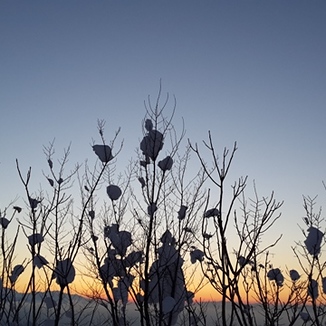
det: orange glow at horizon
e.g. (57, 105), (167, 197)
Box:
(12, 267), (301, 306)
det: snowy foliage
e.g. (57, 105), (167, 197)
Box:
(267, 268), (284, 286)
(54, 258), (75, 288)
(304, 226), (324, 257)
(92, 144), (113, 162)
(106, 184), (122, 201)
(140, 121), (164, 161)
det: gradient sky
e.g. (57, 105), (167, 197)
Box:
(1, 1), (326, 300)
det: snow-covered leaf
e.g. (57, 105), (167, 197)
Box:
(106, 185), (122, 200)
(204, 208), (220, 218)
(104, 224), (119, 238)
(124, 251), (143, 267)
(158, 156), (173, 172)
(304, 227), (324, 257)
(110, 230), (132, 257)
(13, 206), (22, 213)
(267, 268), (284, 286)
(47, 178), (54, 187)
(203, 232), (213, 240)
(10, 265), (24, 283)
(92, 144), (113, 163)
(0, 217), (10, 229)
(157, 243), (179, 265)
(145, 119), (153, 132)
(28, 233), (44, 246)
(105, 225), (132, 256)
(289, 269), (300, 282)
(161, 230), (174, 244)
(54, 258), (75, 287)
(34, 254), (49, 268)
(140, 130), (164, 161)
(29, 197), (41, 210)
(190, 249), (204, 264)
(47, 159), (53, 169)
(238, 256), (247, 267)
(177, 205), (188, 220)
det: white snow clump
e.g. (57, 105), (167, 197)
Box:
(158, 156), (173, 171)
(140, 123), (164, 161)
(267, 268), (284, 286)
(106, 185), (122, 200)
(289, 269), (300, 282)
(92, 144), (113, 163)
(304, 226), (324, 257)
(28, 233), (44, 246)
(204, 208), (220, 218)
(54, 258), (75, 287)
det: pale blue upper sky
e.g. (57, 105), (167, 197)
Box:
(1, 1), (326, 268)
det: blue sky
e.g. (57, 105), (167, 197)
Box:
(1, 1), (326, 272)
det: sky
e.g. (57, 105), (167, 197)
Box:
(1, 1), (326, 301)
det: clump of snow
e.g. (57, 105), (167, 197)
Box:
(111, 231), (132, 257)
(267, 268), (284, 286)
(9, 265), (24, 284)
(238, 256), (247, 267)
(124, 251), (143, 267)
(190, 248), (204, 264)
(237, 256), (254, 268)
(28, 233), (44, 246)
(177, 205), (188, 220)
(104, 224), (132, 257)
(13, 206), (22, 213)
(54, 258), (75, 287)
(140, 123), (164, 161)
(146, 229), (187, 325)
(204, 208), (220, 218)
(33, 254), (49, 268)
(28, 197), (41, 210)
(158, 156), (173, 171)
(0, 216), (10, 229)
(92, 144), (113, 163)
(203, 232), (213, 240)
(106, 185), (122, 200)
(304, 226), (324, 257)
(289, 269), (300, 282)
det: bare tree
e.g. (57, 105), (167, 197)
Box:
(190, 132), (283, 326)
(82, 87), (208, 326)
